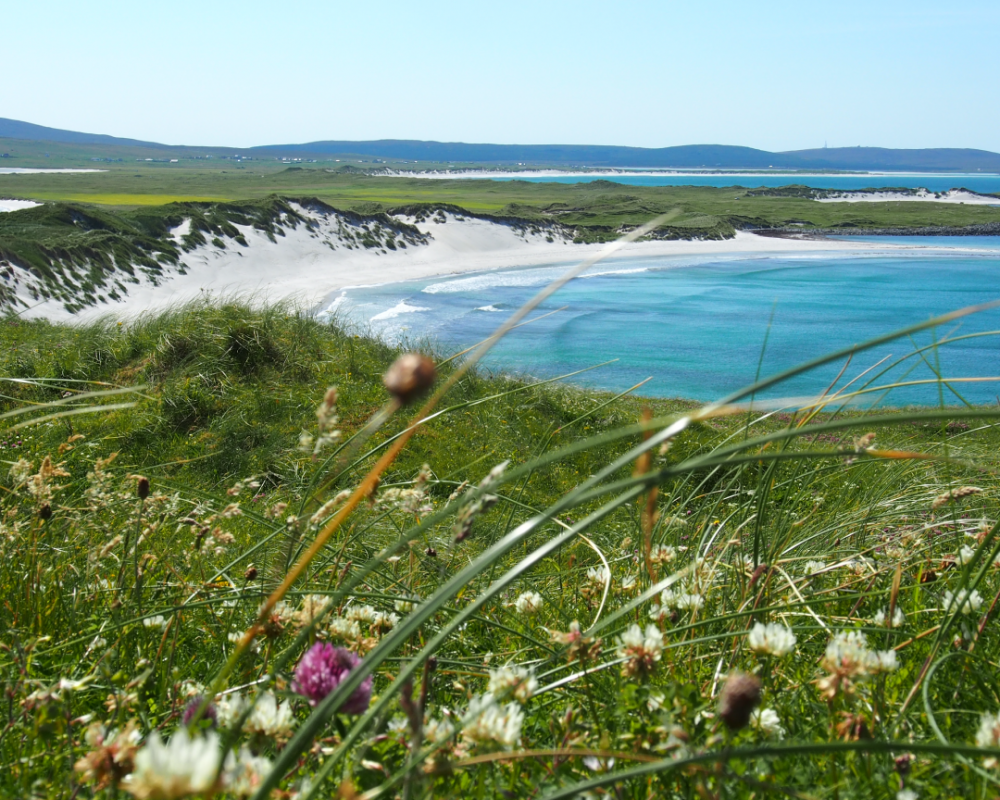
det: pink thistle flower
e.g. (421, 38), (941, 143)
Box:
(292, 642), (372, 714)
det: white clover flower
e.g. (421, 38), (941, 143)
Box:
(586, 566), (611, 585)
(142, 615), (167, 629)
(344, 604), (377, 623)
(803, 560), (827, 576)
(124, 729), (231, 799)
(424, 716), (455, 744)
(956, 545), (977, 566)
(746, 622), (796, 658)
(873, 649), (900, 674)
(327, 617), (362, 642)
(822, 631), (879, 678)
(487, 665), (538, 704)
(461, 695), (523, 750)
(513, 591), (544, 615)
(872, 607), (905, 627)
(295, 595), (330, 627)
(371, 610), (400, 634)
(649, 544), (678, 566)
(750, 707), (785, 738)
(215, 693), (249, 728)
(942, 588), (984, 615)
(977, 710), (1000, 767)
(394, 595), (419, 614)
(226, 746), (273, 797)
(616, 623), (664, 678)
(896, 790), (918, 800)
(245, 691), (294, 738)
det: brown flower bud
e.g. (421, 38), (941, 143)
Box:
(38, 503), (52, 521)
(137, 476), (150, 500)
(383, 353), (436, 404)
(719, 671), (762, 732)
(244, 565), (258, 582)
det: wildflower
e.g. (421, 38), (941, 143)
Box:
(817, 630), (898, 699)
(143, 616), (167, 629)
(718, 672), (762, 731)
(549, 620), (602, 662)
(123, 729), (231, 799)
(182, 698), (217, 730)
(461, 695), (523, 750)
(803, 560), (826, 576)
(872, 607), (905, 627)
(344, 604), (378, 623)
(370, 610), (400, 635)
(615, 623), (664, 678)
(513, 591), (544, 614)
(649, 544), (678, 566)
(896, 790), (918, 800)
(245, 691), (294, 738)
(975, 710), (1000, 768)
(956, 545), (977, 566)
(226, 747), (273, 797)
(942, 588), (984, 615)
(74, 719), (142, 789)
(394, 595), (419, 614)
(327, 617), (362, 643)
(292, 642), (372, 714)
(215, 693), (248, 728)
(376, 464), (434, 517)
(750, 707), (785, 738)
(746, 622), (796, 658)
(294, 594), (331, 628)
(487, 665), (538, 704)
(649, 586), (704, 620)
(932, 486), (983, 510)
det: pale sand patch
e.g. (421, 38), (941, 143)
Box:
(0, 199), (40, 212)
(816, 189), (1000, 205)
(16, 208), (934, 323)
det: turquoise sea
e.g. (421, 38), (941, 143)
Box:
(487, 174), (1000, 193)
(329, 239), (1000, 407)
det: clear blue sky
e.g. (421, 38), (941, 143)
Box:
(7, 0), (1000, 151)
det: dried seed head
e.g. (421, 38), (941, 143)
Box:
(244, 565), (258, 582)
(38, 503), (52, 521)
(136, 476), (150, 500)
(719, 671), (762, 731)
(383, 354), (436, 404)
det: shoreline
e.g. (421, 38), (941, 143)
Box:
(21, 210), (930, 323)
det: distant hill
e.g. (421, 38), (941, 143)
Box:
(2, 117), (999, 172)
(0, 118), (161, 148)
(783, 147), (1000, 173)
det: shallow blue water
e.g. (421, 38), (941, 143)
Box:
(490, 174), (1000, 194)
(330, 242), (1000, 407)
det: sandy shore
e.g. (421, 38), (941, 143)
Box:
(17, 207), (941, 322)
(816, 189), (1000, 205)
(0, 199), (40, 212)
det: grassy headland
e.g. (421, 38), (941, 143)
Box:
(4, 302), (1000, 797)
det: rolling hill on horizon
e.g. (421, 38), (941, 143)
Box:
(3, 117), (1000, 172)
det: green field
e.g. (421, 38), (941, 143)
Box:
(4, 301), (1000, 798)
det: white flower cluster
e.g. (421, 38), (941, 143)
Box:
(871, 607), (905, 627)
(487, 665), (538, 704)
(649, 544), (678, 566)
(513, 591), (544, 614)
(822, 630), (899, 679)
(649, 585), (704, 621)
(976, 710), (1000, 768)
(615, 623), (664, 677)
(216, 691), (294, 738)
(942, 588), (984, 615)
(747, 622), (796, 658)
(802, 560), (827, 576)
(750, 707), (785, 738)
(461, 694), (524, 750)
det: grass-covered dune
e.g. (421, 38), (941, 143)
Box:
(4, 302), (1000, 798)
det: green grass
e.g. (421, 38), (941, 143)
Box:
(4, 299), (1000, 798)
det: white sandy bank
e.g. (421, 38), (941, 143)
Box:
(817, 189), (1000, 205)
(0, 199), (40, 212)
(14, 207), (939, 322)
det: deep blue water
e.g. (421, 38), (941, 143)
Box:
(487, 174), (1000, 194)
(329, 241), (1000, 407)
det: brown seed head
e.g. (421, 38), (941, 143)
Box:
(38, 503), (52, 521)
(383, 354), (436, 404)
(137, 476), (150, 500)
(244, 565), (258, 582)
(719, 671), (762, 731)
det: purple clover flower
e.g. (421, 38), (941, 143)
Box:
(292, 642), (372, 714)
(182, 696), (218, 729)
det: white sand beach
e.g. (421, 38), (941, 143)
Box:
(12, 206), (943, 322)
(0, 199), (40, 212)
(816, 189), (1000, 205)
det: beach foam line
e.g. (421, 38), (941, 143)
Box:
(369, 301), (431, 321)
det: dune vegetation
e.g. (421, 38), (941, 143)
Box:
(3, 283), (1000, 799)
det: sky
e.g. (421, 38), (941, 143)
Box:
(7, 0), (1000, 152)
